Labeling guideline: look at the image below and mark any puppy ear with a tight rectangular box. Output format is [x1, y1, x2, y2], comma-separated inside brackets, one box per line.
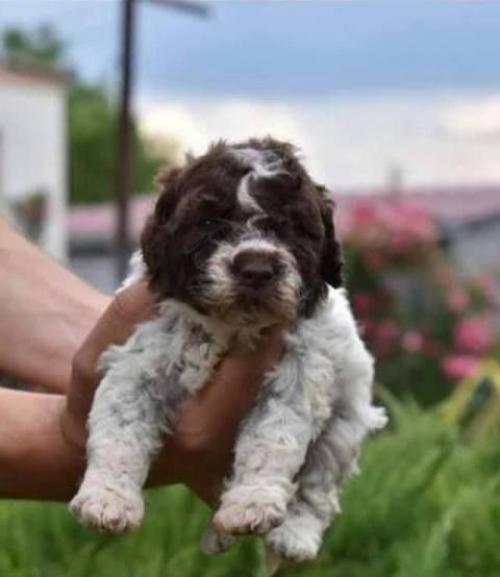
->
[317, 185, 343, 288]
[141, 167, 180, 293]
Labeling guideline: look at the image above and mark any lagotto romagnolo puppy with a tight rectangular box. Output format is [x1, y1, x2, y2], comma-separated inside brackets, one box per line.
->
[70, 138, 387, 563]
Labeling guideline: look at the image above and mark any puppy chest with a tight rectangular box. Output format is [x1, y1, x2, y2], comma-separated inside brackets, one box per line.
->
[164, 323, 227, 395]
[116, 313, 224, 402]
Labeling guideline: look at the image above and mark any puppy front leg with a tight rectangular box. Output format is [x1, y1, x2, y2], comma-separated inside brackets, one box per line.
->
[213, 393, 312, 536]
[70, 366, 167, 533]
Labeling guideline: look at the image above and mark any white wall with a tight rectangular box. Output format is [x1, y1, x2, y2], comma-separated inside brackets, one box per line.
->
[0, 78, 67, 259]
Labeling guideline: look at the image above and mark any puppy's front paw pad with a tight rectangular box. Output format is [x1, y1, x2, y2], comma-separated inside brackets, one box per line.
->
[213, 487, 286, 535]
[70, 484, 144, 533]
[266, 524, 320, 562]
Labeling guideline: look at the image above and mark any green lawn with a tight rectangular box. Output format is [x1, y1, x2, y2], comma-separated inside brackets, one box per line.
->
[2, 403, 500, 577]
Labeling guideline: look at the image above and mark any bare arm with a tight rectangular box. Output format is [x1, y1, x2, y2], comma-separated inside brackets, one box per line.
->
[0, 217, 109, 393]
[0, 389, 84, 499]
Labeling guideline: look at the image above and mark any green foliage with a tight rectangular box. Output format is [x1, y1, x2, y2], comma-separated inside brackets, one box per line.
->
[1, 403, 500, 577]
[68, 83, 162, 205]
[1, 24, 65, 68]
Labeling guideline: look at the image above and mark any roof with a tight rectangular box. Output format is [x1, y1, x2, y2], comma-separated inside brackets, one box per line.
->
[335, 185, 500, 225]
[69, 194, 155, 249]
[68, 184, 500, 249]
[0, 59, 72, 88]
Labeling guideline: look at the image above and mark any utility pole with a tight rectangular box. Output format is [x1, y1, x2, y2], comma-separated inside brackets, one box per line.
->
[116, 0, 134, 282]
[115, 0, 210, 282]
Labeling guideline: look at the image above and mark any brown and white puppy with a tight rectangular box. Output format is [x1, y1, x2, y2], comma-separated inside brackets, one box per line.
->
[141, 138, 342, 322]
[70, 138, 386, 564]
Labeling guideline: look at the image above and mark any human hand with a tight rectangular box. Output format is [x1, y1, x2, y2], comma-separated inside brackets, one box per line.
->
[62, 281, 285, 504]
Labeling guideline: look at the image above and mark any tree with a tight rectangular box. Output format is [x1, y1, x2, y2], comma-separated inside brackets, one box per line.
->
[2, 24, 65, 68]
[68, 83, 172, 204]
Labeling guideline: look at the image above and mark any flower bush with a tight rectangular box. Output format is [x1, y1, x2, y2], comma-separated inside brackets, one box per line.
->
[341, 199, 499, 405]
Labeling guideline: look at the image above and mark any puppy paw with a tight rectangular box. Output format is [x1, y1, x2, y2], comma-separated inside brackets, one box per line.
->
[70, 481, 144, 533]
[265, 522, 321, 562]
[213, 485, 287, 535]
[200, 523, 236, 555]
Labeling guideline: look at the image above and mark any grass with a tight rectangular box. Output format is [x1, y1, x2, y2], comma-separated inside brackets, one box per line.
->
[2, 402, 500, 577]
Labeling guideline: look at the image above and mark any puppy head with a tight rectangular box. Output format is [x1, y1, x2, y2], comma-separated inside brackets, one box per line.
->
[141, 138, 342, 324]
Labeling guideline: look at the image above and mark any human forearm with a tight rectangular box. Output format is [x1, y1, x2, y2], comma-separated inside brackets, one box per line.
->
[0, 218, 109, 392]
[0, 388, 82, 499]
[0, 388, 182, 500]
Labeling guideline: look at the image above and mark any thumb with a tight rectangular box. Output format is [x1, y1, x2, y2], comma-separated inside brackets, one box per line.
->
[63, 282, 157, 445]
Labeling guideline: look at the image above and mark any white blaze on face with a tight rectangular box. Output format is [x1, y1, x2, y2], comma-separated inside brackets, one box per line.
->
[237, 172, 262, 213]
[231, 146, 287, 213]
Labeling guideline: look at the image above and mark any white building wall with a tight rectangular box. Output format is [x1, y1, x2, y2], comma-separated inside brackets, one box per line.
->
[0, 78, 67, 259]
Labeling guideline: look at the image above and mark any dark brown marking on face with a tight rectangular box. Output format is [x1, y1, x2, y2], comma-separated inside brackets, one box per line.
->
[141, 137, 343, 319]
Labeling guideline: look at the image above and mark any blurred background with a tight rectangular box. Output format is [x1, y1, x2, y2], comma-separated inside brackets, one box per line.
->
[1, 1, 500, 576]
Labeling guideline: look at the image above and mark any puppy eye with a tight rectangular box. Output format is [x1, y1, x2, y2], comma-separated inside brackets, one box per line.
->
[200, 218, 228, 235]
[256, 216, 285, 233]
[295, 222, 321, 241]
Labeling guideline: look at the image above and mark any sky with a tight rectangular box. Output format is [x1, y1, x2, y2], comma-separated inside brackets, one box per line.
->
[2, 0, 500, 188]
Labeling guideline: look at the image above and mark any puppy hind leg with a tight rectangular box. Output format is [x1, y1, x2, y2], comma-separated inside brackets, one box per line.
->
[265, 409, 367, 562]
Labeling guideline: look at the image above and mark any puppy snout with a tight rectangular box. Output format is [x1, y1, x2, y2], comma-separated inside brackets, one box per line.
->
[231, 250, 281, 288]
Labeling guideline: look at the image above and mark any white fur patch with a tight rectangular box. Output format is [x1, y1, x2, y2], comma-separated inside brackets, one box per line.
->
[237, 172, 262, 212]
[232, 145, 287, 212]
[118, 250, 147, 291]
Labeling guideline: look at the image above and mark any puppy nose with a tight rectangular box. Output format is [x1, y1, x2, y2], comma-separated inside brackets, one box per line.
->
[232, 250, 280, 287]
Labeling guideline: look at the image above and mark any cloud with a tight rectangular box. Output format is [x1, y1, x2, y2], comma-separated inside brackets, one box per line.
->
[137, 90, 500, 189]
[441, 97, 500, 138]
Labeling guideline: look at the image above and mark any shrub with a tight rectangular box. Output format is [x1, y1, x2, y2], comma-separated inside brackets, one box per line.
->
[341, 199, 498, 405]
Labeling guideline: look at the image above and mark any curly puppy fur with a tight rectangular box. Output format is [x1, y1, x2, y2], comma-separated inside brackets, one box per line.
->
[70, 137, 387, 563]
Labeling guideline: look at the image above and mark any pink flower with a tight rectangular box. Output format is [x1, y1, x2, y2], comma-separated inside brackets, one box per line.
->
[377, 320, 399, 340]
[446, 287, 469, 313]
[454, 315, 494, 354]
[389, 231, 412, 254]
[442, 354, 480, 381]
[402, 330, 423, 353]
[353, 292, 375, 314]
[364, 250, 384, 268]
[372, 320, 400, 357]
[344, 199, 439, 265]
[350, 201, 378, 228]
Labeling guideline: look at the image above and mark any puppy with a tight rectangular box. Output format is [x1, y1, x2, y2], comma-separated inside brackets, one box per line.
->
[70, 138, 387, 562]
